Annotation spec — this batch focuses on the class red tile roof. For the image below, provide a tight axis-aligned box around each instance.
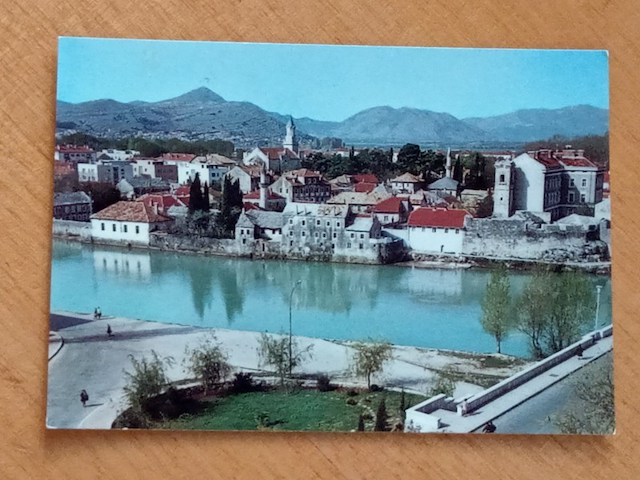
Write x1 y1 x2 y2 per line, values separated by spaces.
354 182 376 193
353 174 379 184
243 202 259 211
260 147 299 160
558 156 597 168
136 194 186 210
244 190 284 200
285 168 322 178
407 207 469 228
373 197 405 213
160 153 196 162
91 201 172 223
174 185 190 196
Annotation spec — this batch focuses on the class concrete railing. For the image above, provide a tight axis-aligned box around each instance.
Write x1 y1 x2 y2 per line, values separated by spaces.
456 325 612 416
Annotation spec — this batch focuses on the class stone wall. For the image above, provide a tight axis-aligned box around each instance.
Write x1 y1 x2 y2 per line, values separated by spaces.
52 219 91 241
150 232 240 255
463 217 607 262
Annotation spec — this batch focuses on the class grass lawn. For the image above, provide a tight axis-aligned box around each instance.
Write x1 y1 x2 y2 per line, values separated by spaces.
159 389 426 432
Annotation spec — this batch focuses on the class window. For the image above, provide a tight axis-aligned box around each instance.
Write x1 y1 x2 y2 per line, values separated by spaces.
359 243 363 249
350 233 355 239
360 234 364 239
315 232 319 238
499 174 505 183
455 229 460 234
123 225 128 233
290 241 293 247
568 192 575 203
112 224 116 232
289 231 293 236
302 220 306 226
336 222 341 228
242 239 246 245
101 223 105 231
570 179 575 187
322 233 326 238
347 242 351 248
445 228 449 233
333 233 337 239
432 228 436 233
289 219 293 224
302 231 305 237
135 225 140 234
582 179 587 187
316 220 321 226
326 221 330 227
581 194 586 203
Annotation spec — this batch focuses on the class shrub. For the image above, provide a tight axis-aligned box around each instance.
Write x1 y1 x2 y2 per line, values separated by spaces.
346 389 359 397
316 374 333 392
184 335 231 395
374 397 388 432
346 398 358 406
123 350 174 414
230 372 256 394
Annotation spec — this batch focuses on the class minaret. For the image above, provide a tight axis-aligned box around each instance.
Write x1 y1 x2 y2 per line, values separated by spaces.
445 148 453 179
283 116 298 154
259 161 268 210
493 158 515 218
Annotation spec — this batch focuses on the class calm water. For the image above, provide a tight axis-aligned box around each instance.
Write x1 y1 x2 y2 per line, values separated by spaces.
50 240 612 358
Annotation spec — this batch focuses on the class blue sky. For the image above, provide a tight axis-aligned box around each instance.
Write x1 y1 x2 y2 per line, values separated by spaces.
57 37 609 121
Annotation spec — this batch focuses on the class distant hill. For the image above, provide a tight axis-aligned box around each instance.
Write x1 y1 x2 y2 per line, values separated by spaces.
463 105 609 142
56 87 609 147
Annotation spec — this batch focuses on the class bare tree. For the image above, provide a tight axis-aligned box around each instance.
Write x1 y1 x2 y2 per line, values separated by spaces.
352 340 392 390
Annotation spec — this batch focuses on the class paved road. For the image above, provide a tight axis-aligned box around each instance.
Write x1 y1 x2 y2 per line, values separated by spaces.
50 313 93 331
490 354 612 434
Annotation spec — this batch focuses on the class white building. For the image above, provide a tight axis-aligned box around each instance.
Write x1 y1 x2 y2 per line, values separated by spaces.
77 163 99 183
497 149 604 222
224 165 265 194
98 149 140 162
389 172 425 194
90 201 173 245
177 154 236 185
132 158 162 178
406 207 470 255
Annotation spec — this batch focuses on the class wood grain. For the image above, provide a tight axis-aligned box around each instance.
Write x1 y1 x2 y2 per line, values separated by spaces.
1 0 639 478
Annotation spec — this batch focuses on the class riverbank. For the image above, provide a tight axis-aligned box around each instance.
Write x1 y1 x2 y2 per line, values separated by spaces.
47 311 531 429
52 230 611 274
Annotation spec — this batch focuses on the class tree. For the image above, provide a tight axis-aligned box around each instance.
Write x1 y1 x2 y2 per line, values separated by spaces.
357 414 365 432
396 143 422 175
83 182 121 213
517 269 552 359
374 397 388 432
555 355 614 434
218 176 243 232
352 340 392 390
481 266 512 353
399 389 406 422
517 270 596 357
429 373 456 397
122 351 174 413
453 157 464 183
202 182 211 211
189 173 204 213
257 333 312 387
183 335 231 395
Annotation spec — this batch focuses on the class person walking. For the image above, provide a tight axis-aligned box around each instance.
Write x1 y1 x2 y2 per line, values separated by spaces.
107 324 113 337
80 389 89 407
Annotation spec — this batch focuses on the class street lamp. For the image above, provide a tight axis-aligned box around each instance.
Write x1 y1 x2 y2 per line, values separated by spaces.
289 280 302 377
594 285 603 331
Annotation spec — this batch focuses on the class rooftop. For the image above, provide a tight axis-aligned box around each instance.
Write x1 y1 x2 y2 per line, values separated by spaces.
407 207 469 228
373 196 406 214
391 172 423 183
91 201 172 223
54 191 91 205
428 177 459 191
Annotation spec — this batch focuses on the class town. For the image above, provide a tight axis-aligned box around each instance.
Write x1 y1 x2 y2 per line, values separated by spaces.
52 118 611 269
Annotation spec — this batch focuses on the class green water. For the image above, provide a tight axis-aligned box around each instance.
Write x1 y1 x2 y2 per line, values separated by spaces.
50 240 612 357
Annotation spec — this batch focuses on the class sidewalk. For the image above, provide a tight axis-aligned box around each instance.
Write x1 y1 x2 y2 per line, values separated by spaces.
428 335 613 433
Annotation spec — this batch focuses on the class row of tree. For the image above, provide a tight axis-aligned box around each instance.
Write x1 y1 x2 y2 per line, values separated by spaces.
57 133 235 158
481 267 597 358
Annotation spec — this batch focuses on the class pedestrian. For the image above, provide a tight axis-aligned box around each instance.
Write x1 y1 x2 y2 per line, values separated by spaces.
94 307 99 320
576 344 584 358
482 420 496 433
461 399 469 416
96 307 102 320
107 324 113 337
80 389 89 407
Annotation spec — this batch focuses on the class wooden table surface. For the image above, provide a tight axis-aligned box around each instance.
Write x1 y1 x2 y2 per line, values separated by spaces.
1 1 639 478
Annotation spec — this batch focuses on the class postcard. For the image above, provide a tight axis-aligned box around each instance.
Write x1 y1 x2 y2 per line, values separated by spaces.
48 37 612 434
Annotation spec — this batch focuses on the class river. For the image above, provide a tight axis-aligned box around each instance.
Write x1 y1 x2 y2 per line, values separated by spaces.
49 240 612 358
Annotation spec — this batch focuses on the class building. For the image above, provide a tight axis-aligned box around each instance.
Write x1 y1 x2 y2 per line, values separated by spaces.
243 190 286 211
77 163 99 183
98 149 140 161
270 169 331 204
243 118 301 173
235 210 285 246
427 177 460 197
177 154 236 185
160 153 197 164
90 201 173 245
327 187 392 214
154 163 179 183
224 165 265 194
389 172 425 194
117 177 170 199
97 161 135 185
54 145 96 164
406 207 471 255
53 161 76 179
373 197 412 226
497 148 604 222
53 192 92 221
131 158 162 177
136 194 187 215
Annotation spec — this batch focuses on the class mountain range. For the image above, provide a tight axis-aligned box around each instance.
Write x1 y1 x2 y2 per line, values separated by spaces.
56 87 609 147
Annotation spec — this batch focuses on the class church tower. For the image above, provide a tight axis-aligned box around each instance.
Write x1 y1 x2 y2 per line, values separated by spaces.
493 157 515 218
283 116 299 154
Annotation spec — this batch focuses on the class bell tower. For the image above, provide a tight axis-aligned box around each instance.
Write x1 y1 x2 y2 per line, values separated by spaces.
283 116 298 154
493 157 514 218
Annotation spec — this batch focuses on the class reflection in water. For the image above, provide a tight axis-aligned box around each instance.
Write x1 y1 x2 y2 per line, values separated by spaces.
51 240 613 357
93 249 151 281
